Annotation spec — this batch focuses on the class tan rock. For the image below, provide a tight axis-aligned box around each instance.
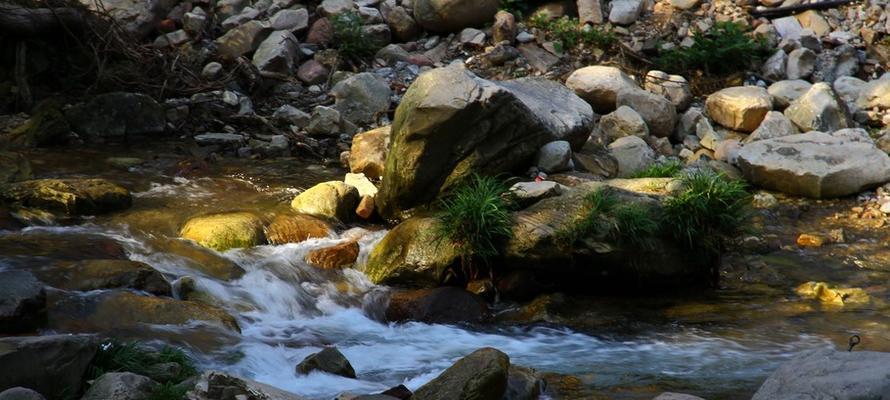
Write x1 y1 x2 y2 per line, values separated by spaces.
265 214 332 245
291 181 360 222
794 10 830 37
565 66 639 113
356 195 375 219
705 86 772 132
180 211 266 251
305 240 360 269
348 126 390 179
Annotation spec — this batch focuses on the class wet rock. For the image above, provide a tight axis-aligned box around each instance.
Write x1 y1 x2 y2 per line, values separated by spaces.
609 0 643 25
768 79 811 110
380 3 420 41
795 281 869 306
180 211 266 251
705 86 772 133
796 234 824 248
566 66 639 113
600 105 649 141
616 89 676 138
265 214 332 245
0 270 45 334
378 66 594 219
47 290 240 333
737 132 890 198
493 10 517 44
608 136 656 178
386 287 488 324
159 239 246 280
412 348 509 400
81 372 158 400
0 388 45 400
0 152 31 183
745 111 798 143
67 92 165 141
348 126 390 179
332 73 392 125
365 217 459 286
505 365 544 400
535 141 572 173
644 70 692 111
752 348 890 399
784 82 850 132
296 347 356 378
0 233 127 262
412 0 499 33
1 178 131 216
32 260 170 295
0 334 98 398
188 371 306 400
215 21 271 61
305 240 360 269
194 133 247 146
291 181 360 222
786 48 816 80
252 30 299 74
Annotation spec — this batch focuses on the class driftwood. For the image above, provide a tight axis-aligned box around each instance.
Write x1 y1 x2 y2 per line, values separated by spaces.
749 0 856 19
0 4 84 36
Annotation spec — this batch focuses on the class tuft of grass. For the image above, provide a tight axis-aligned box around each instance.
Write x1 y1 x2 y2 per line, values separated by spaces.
436 174 514 280
528 16 616 52
87 341 197 384
557 189 618 245
331 11 376 61
655 21 771 75
661 171 751 254
147 382 189 400
611 202 660 247
630 160 685 179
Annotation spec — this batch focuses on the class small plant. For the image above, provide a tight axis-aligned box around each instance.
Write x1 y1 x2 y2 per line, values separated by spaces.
436 174 514 280
655 21 771 75
331 11 376 61
527 16 616 52
87 341 197 384
611 202 660 247
559 189 659 247
630 160 685 178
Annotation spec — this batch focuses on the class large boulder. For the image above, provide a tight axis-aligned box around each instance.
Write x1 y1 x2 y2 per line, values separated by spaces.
378 66 594 219
413 348 510 400
784 82 851 132
705 86 772 133
364 217 459 286
46 290 240 333
385 287 488 323
565 66 639 113
66 92 165 141
0 270 45 333
616 88 677 138
31 260 170 295
81 372 158 400
264 214 332 245
752 348 890 400
295 347 356 378
332 73 392 125
0 334 98 398
0 178 132 216
348 126 391 179
737 132 890 198
0 152 31 183
180 211 267 251
412 0 499 33
291 181 360 222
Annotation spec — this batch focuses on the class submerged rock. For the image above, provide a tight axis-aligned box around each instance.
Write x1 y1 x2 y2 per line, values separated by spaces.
737 132 890 198
31 259 170 295
364 217 459 286
291 181 360 223
305 240 360 270
265 214 332 245
159 238 246 280
0 178 132 216
180 211 267 251
752 348 890 400
295 347 356 378
0 334 98 398
413 348 510 400
386 287 488 324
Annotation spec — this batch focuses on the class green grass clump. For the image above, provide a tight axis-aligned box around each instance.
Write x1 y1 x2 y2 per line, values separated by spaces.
558 189 658 247
147 382 189 400
655 21 771 75
331 11 376 61
630 160 685 178
436 174 514 279
87 341 197 384
611 202 659 247
661 171 751 254
528 15 616 52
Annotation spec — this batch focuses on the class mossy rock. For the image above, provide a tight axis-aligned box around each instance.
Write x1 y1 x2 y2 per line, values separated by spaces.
4 100 70 148
290 181 360 223
364 217 459 286
180 211 267 251
0 178 132 216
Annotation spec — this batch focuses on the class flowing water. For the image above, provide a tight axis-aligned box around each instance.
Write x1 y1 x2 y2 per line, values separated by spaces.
5 145 890 399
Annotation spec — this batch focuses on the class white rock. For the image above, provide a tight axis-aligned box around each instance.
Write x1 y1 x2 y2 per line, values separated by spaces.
609 0 643 25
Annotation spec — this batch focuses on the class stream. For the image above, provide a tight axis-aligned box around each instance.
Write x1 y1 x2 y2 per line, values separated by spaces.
5 145 890 399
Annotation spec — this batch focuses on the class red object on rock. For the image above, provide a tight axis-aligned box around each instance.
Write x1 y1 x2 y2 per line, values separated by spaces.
158 19 177 33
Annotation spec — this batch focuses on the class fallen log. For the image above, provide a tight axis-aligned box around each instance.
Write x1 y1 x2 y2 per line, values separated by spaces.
0 4 85 36
748 0 856 19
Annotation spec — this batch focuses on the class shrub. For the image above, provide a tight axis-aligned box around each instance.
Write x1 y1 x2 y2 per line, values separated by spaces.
87 341 197 384
528 16 616 52
629 159 685 178
661 171 751 254
435 174 514 279
654 21 771 75
331 11 376 61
